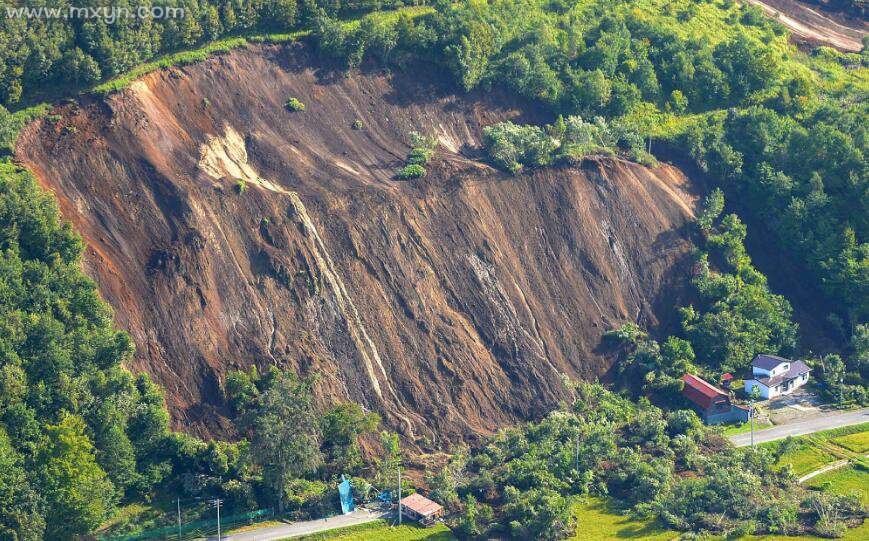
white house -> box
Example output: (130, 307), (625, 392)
(744, 354), (811, 400)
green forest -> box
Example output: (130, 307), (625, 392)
(0, 0), (867, 539)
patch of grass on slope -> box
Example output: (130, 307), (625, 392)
(291, 519), (455, 541)
(805, 466), (869, 505)
(776, 442), (838, 477)
(721, 418), (774, 437)
(570, 498), (675, 541)
(832, 431), (869, 454)
(0, 103), (51, 153)
(91, 37), (249, 95)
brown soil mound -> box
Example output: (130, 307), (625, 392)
(16, 43), (698, 446)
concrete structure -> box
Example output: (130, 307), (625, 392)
(399, 493), (444, 526)
(744, 354), (811, 400)
(681, 374), (750, 425)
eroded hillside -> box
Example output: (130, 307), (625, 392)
(17, 43), (699, 445)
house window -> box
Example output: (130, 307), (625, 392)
(802, 374), (807, 380)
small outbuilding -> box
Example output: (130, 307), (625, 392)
(681, 373), (750, 425)
(400, 493), (444, 525)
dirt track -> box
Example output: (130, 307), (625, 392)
(746, 0), (866, 51)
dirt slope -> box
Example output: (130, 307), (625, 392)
(746, 0), (866, 51)
(17, 43), (698, 445)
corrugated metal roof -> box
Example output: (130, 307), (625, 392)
(401, 493), (443, 517)
(681, 373), (728, 410)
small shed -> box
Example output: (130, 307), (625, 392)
(720, 373), (734, 389)
(400, 493), (444, 525)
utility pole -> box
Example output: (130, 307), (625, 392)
(749, 401), (755, 447)
(177, 498), (182, 541)
(213, 498), (223, 541)
(397, 466), (402, 526)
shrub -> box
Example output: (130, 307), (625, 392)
(352, 119), (363, 130)
(406, 147), (431, 165)
(235, 179), (248, 194)
(483, 121), (556, 173)
(285, 98), (305, 112)
(395, 131), (437, 178)
(396, 164), (426, 179)
(283, 479), (331, 519)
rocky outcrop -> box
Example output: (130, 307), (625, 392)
(17, 42), (698, 446)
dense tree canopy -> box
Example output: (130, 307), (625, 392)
(0, 0), (411, 106)
(681, 192), (799, 374)
(0, 162), (180, 539)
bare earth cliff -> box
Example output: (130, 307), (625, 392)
(17, 43), (699, 445)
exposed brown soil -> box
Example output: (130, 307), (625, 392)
(16, 43), (699, 446)
(746, 0), (867, 51)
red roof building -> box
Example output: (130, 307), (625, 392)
(681, 373), (728, 410)
(680, 373), (749, 425)
(400, 493), (444, 525)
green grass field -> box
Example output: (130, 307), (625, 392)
(832, 431), (869, 454)
(777, 443), (839, 476)
(805, 466), (869, 505)
(290, 519), (456, 541)
(570, 499), (676, 541)
(763, 423), (869, 476)
(722, 419), (774, 437)
(570, 496), (868, 541)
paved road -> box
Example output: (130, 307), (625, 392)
(730, 407), (869, 447)
(209, 509), (389, 541)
